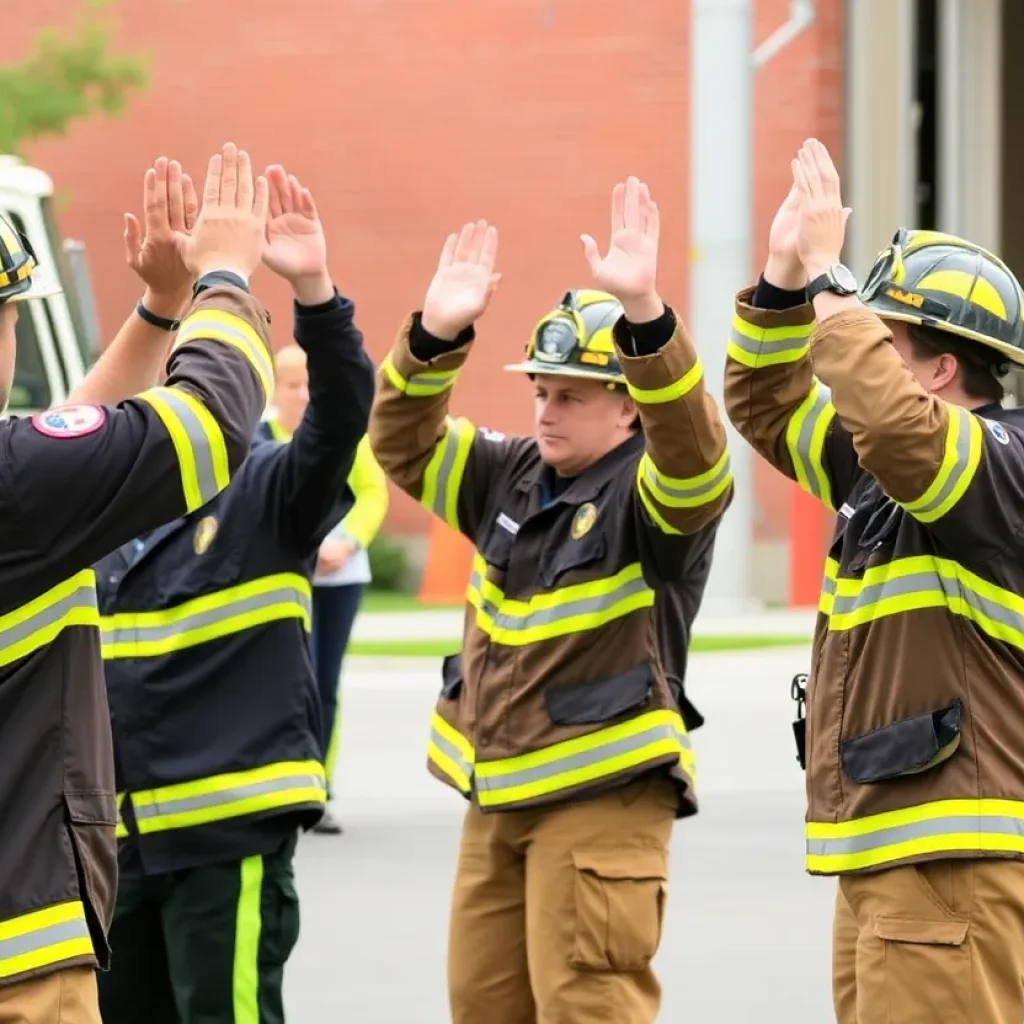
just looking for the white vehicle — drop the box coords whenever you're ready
[0,156,96,413]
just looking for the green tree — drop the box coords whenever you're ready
[0,0,148,156]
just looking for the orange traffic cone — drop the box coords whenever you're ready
[418,517,474,605]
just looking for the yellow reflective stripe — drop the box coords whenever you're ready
[898,406,983,523]
[626,361,703,404]
[233,855,264,1024]
[428,712,476,792]
[474,709,692,807]
[100,573,312,659]
[727,314,813,368]
[115,793,128,839]
[0,900,93,981]
[128,760,327,834]
[175,308,273,403]
[420,416,475,530]
[785,381,836,508]
[634,477,682,536]
[819,557,839,616]
[807,798,1024,872]
[824,554,1024,651]
[0,569,98,669]
[638,449,732,509]
[466,560,654,646]
[381,353,459,397]
[138,386,232,513]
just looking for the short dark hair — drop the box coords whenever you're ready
[906,323,1007,404]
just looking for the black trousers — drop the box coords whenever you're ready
[98,833,300,1024]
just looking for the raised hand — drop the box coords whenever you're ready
[581,176,662,320]
[262,167,327,282]
[179,142,269,281]
[421,220,501,341]
[125,157,199,315]
[765,180,805,290]
[792,138,852,281]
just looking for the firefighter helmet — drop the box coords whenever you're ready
[504,289,626,385]
[0,211,62,305]
[860,228,1024,366]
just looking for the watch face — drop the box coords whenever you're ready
[831,264,859,294]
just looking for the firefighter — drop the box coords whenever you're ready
[93,165,374,1024]
[369,176,731,1023]
[260,351,390,836]
[725,136,1024,1023]
[0,141,273,1024]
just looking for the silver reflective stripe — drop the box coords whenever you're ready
[425,420,464,519]
[0,575,96,667]
[642,452,732,504]
[470,573,651,635]
[807,814,1024,859]
[788,384,833,502]
[153,388,220,507]
[475,722,690,793]
[404,369,457,396]
[178,314,273,384]
[429,729,473,788]
[730,324,809,361]
[903,405,974,519]
[100,583,311,650]
[0,915,91,964]
[133,770,326,824]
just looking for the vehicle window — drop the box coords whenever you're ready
[40,196,95,366]
[11,305,52,411]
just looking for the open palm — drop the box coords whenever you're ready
[262,166,326,281]
[421,220,500,339]
[769,182,801,259]
[581,177,659,300]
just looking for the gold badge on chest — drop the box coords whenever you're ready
[193,515,219,555]
[571,502,598,540]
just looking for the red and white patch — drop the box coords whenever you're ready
[31,404,106,439]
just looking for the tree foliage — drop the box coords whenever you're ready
[0,0,148,155]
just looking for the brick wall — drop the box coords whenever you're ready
[16,0,843,561]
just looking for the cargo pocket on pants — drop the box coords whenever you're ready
[569,846,668,973]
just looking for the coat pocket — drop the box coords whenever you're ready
[840,699,962,784]
[545,663,653,727]
[63,791,118,959]
[441,653,463,700]
[569,846,669,972]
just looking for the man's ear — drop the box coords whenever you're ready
[621,394,638,428]
[932,352,959,393]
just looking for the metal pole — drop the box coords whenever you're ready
[689,0,757,613]
[937,0,964,234]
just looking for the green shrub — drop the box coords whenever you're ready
[367,534,411,592]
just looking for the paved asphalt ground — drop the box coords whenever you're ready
[283,647,838,1022]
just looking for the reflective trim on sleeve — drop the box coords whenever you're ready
[175,308,273,402]
[625,361,703,405]
[466,554,653,646]
[381,353,459,397]
[123,761,326,835]
[898,405,983,524]
[785,380,837,508]
[420,416,476,530]
[0,900,94,981]
[138,386,232,513]
[0,570,98,669]
[727,314,813,368]
[100,573,311,659]
[637,449,733,510]
[807,798,1024,873]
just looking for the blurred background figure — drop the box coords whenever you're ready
[265,348,390,835]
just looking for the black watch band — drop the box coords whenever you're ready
[193,270,250,297]
[806,263,859,301]
[136,299,181,332]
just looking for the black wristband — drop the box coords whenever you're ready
[193,270,249,296]
[136,299,181,332]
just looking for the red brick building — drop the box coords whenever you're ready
[14,0,844,599]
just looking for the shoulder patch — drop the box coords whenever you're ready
[982,418,1011,445]
[31,405,106,439]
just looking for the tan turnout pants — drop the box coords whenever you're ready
[832,859,1024,1023]
[447,775,677,1024]
[0,967,99,1024]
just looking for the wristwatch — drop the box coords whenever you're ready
[806,263,859,300]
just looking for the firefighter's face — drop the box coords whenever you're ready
[272,346,309,434]
[0,302,15,412]
[533,375,636,475]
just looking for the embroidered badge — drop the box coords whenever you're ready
[31,404,106,439]
[193,515,219,555]
[983,419,1010,445]
[571,502,598,540]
